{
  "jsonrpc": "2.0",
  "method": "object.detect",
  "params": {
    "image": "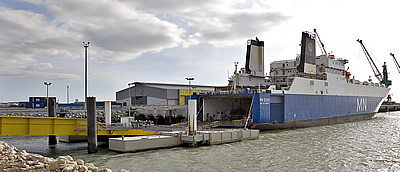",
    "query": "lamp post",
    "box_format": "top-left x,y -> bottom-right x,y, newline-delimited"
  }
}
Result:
128,82 -> 134,127
44,81 -> 52,108
66,85 -> 69,104
185,78 -> 194,100
83,42 -> 90,110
